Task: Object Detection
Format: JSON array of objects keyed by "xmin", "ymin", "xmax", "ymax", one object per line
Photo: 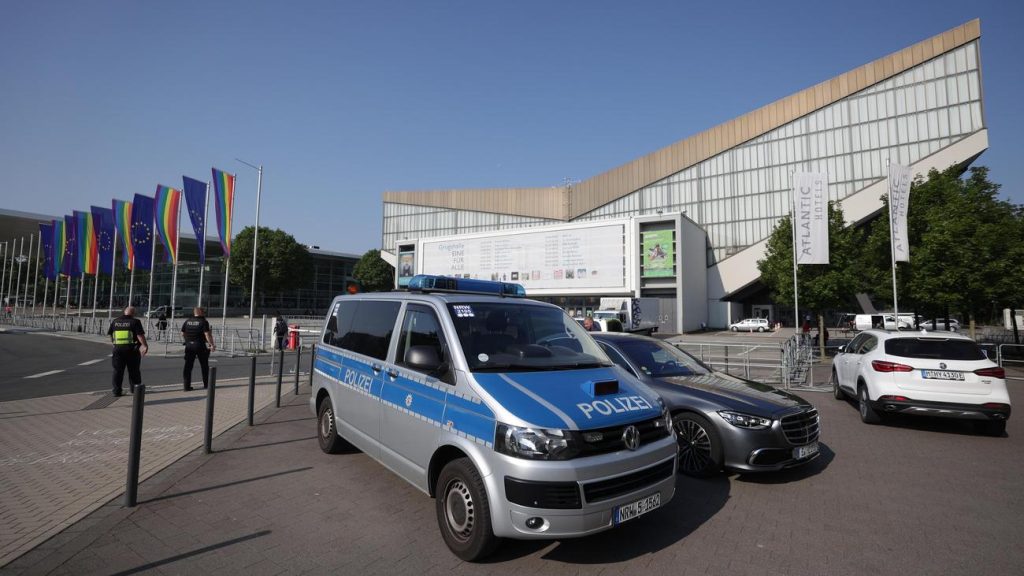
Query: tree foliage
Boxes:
[
  {"xmin": 758, "ymin": 202, "xmax": 864, "ymax": 316},
  {"xmin": 353, "ymin": 249, "xmax": 394, "ymax": 292},
  {"xmin": 228, "ymin": 226, "xmax": 313, "ymax": 301}
]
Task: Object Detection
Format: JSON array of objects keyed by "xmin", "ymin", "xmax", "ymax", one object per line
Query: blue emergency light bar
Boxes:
[{"xmin": 407, "ymin": 274, "xmax": 526, "ymax": 297}]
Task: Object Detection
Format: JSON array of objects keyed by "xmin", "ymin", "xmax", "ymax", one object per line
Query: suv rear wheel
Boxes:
[{"xmin": 831, "ymin": 370, "xmax": 844, "ymax": 400}]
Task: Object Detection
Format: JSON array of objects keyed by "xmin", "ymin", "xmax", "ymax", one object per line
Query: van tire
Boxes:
[
  {"xmin": 317, "ymin": 398, "xmax": 349, "ymax": 454},
  {"xmin": 436, "ymin": 457, "xmax": 499, "ymax": 561}
]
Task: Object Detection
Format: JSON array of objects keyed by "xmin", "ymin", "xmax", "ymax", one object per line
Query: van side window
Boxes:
[
  {"xmin": 341, "ymin": 301, "xmax": 401, "ymax": 360},
  {"xmin": 395, "ymin": 305, "xmax": 448, "ymax": 377},
  {"xmin": 323, "ymin": 301, "xmax": 357, "ymax": 348}
]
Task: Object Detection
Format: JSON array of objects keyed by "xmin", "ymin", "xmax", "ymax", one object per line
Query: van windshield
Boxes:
[{"xmin": 447, "ymin": 303, "xmax": 612, "ymax": 372}]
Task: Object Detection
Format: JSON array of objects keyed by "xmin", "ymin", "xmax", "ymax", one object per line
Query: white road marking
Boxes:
[
  {"xmin": 78, "ymin": 359, "xmax": 105, "ymax": 366},
  {"xmin": 25, "ymin": 370, "xmax": 65, "ymax": 379}
]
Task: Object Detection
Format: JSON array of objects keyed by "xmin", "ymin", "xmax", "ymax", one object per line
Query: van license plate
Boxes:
[
  {"xmin": 922, "ymin": 370, "xmax": 964, "ymax": 381},
  {"xmin": 793, "ymin": 442, "xmax": 819, "ymax": 460},
  {"xmin": 615, "ymin": 493, "xmax": 661, "ymax": 524}
]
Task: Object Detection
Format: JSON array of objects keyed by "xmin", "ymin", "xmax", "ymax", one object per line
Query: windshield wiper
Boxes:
[{"xmin": 472, "ymin": 363, "xmax": 537, "ymax": 373}]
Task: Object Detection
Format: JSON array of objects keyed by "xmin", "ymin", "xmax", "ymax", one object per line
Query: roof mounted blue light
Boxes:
[{"xmin": 407, "ymin": 274, "xmax": 526, "ymax": 297}]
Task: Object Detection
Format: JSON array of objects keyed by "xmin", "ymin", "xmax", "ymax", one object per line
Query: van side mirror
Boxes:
[
  {"xmin": 837, "ymin": 345, "xmax": 846, "ymax": 353},
  {"xmin": 406, "ymin": 345, "xmax": 443, "ymax": 372}
]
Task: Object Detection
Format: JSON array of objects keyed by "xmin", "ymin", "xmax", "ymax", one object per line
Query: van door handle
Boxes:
[
  {"xmin": 371, "ymin": 364, "xmax": 383, "ymax": 374},
  {"xmin": 386, "ymin": 368, "xmax": 398, "ymax": 379}
]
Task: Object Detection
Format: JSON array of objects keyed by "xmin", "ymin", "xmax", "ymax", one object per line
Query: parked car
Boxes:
[
  {"xmin": 918, "ymin": 318, "xmax": 960, "ymax": 331},
  {"xmin": 729, "ymin": 318, "xmax": 770, "ymax": 332},
  {"xmin": 593, "ymin": 333, "xmax": 821, "ymax": 477},
  {"xmin": 831, "ymin": 329, "xmax": 1010, "ymax": 435}
]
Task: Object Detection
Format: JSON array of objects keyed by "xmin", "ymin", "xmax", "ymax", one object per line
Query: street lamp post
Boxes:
[
  {"xmin": 0, "ymin": 241, "xmax": 8, "ymax": 308},
  {"xmin": 236, "ymin": 158, "xmax": 263, "ymax": 329}
]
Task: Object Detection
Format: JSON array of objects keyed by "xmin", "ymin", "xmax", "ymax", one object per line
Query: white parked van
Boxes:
[
  {"xmin": 311, "ymin": 275, "xmax": 677, "ymax": 561},
  {"xmin": 853, "ymin": 314, "xmax": 913, "ymax": 331}
]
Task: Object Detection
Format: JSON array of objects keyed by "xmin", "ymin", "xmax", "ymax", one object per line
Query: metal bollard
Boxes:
[
  {"xmin": 308, "ymin": 344, "xmax": 316, "ymax": 388},
  {"xmin": 204, "ymin": 367, "xmax": 217, "ymax": 454},
  {"xmin": 294, "ymin": 345, "xmax": 301, "ymax": 395},
  {"xmin": 275, "ymin": 348, "xmax": 284, "ymax": 407},
  {"xmin": 248, "ymin": 355, "xmax": 256, "ymax": 426},
  {"xmin": 124, "ymin": 384, "xmax": 146, "ymax": 507}
]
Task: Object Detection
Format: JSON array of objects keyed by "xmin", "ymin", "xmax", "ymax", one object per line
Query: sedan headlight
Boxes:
[
  {"xmin": 495, "ymin": 424, "xmax": 578, "ymax": 460},
  {"xmin": 718, "ymin": 411, "xmax": 772, "ymax": 430}
]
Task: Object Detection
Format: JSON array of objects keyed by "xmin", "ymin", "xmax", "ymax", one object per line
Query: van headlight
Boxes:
[
  {"xmin": 495, "ymin": 424, "xmax": 578, "ymax": 460},
  {"xmin": 718, "ymin": 411, "xmax": 771, "ymax": 429}
]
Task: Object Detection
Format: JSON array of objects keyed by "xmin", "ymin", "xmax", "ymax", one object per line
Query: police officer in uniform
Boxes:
[
  {"xmin": 181, "ymin": 306, "xmax": 216, "ymax": 391},
  {"xmin": 108, "ymin": 306, "xmax": 148, "ymax": 396}
]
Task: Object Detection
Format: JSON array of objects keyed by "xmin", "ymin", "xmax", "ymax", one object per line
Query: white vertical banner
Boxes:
[
  {"xmin": 793, "ymin": 172, "xmax": 829, "ymax": 265},
  {"xmin": 889, "ymin": 163, "xmax": 912, "ymax": 262}
]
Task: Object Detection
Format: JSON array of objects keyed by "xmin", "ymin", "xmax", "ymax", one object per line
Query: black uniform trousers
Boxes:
[
  {"xmin": 111, "ymin": 346, "xmax": 142, "ymax": 395},
  {"xmin": 183, "ymin": 341, "xmax": 210, "ymax": 390}
]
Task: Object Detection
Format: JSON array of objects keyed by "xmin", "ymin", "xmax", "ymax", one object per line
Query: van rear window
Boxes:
[{"xmin": 884, "ymin": 338, "xmax": 985, "ymax": 360}]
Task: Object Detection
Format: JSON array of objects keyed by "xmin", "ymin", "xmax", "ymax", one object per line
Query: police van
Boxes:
[{"xmin": 311, "ymin": 275, "xmax": 677, "ymax": 560}]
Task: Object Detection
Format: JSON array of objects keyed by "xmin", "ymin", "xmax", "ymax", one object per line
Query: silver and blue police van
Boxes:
[{"xmin": 311, "ymin": 275, "xmax": 677, "ymax": 560}]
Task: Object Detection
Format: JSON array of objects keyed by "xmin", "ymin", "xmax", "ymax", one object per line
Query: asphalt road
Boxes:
[{"xmin": 0, "ymin": 328, "xmax": 304, "ymax": 402}]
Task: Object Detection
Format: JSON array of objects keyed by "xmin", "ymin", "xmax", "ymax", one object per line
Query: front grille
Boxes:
[
  {"xmin": 582, "ymin": 459, "xmax": 674, "ymax": 503},
  {"xmin": 504, "ymin": 477, "xmax": 582, "ymax": 509},
  {"xmin": 577, "ymin": 416, "xmax": 671, "ymax": 456},
  {"xmin": 781, "ymin": 408, "xmax": 820, "ymax": 445}
]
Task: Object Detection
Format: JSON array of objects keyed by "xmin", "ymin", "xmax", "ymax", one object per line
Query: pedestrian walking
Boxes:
[
  {"xmin": 156, "ymin": 311, "xmax": 168, "ymax": 341},
  {"xmin": 181, "ymin": 306, "xmax": 215, "ymax": 391},
  {"xmin": 273, "ymin": 312, "xmax": 289, "ymax": 350},
  {"xmin": 108, "ymin": 306, "xmax": 148, "ymax": 397}
]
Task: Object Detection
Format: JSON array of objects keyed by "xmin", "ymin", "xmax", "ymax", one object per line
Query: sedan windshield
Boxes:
[
  {"xmin": 615, "ymin": 338, "xmax": 711, "ymax": 378},
  {"xmin": 447, "ymin": 303, "xmax": 612, "ymax": 372}
]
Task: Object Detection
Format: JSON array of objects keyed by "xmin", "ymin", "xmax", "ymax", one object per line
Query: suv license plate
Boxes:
[
  {"xmin": 614, "ymin": 493, "xmax": 661, "ymax": 524},
  {"xmin": 922, "ymin": 370, "xmax": 965, "ymax": 381},
  {"xmin": 793, "ymin": 442, "xmax": 819, "ymax": 460}
]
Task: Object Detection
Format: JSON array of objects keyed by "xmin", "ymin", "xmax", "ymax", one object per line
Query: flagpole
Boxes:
[
  {"xmin": 42, "ymin": 278, "xmax": 49, "ymax": 320},
  {"xmin": 0, "ymin": 241, "xmax": 8, "ymax": 308},
  {"xmin": 109, "ymin": 226, "xmax": 117, "ymax": 320},
  {"xmin": 32, "ymin": 230, "xmax": 41, "ymax": 315},
  {"xmin": 170, "ymin": 193, "xmax": 181, "ymax": 328},
  {"xmin": 222, "ymin": 256, "xmax": 230, "ymax": 333},
  {"xmin": 129, "ymin": 262, "xmax": 135, "ymax": 308},
  {"xmin": 887, "ymin": 158, "xmax": 900, "ymax": 328},
  {"xmin": 53, "ymin": 274, "xmax": 61, "ymax": 324},
  {"xmin": 789, "ymin": 170, "xmax": 800, "ymax": 338},
  {"xmin": 198, "ymin": 181, "xmax": 210, "ymax": 308},
  {"xmin": 91, "ymin": 268, "xmax": 99, "ymax": 319},
  {"xmin": 78, "ymin": 274, "xmax": 85, "ymax": 320},
  {"xmin": 146, "ymin": 227, "xmax": 156, "ymax": 333},
  {"xmin": 23, "ymin": 234, "xmax": 35, "ymax": 313},
  {"xmin": 13, "ymin": 238, "xmax": 24, "ymax": 315},
  {"xmin": 236, "ymin": 159, "xmax": 262, "ymax": 329}
]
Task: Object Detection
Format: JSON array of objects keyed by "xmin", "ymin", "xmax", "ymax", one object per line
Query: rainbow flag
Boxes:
[
  {"xmin": 154, "ymin": 185, "xmax": 181, "ymax": 264},
  {"xmin": 52, "ymin": 219, "xmax": 66, "ymax": 277},
  {"xmin": 75, "ymin": 210, "xmax": 99, "ymax": 275},
  {"xmin": 113, "ymin": 199, "xmax": 133, "ymax": 269},
  {"xmin": 212, "ymin": 168, "xmax": 235, "ymax": 258}
]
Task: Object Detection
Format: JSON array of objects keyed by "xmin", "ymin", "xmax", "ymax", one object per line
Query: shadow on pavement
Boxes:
[
  {"xmin": 485, "ymin": 473, "xmax": 731, "ymax": 563},
  {"xmin": 217, "ymin": 435, "xmax": 316, "ymax": 453},
  {"xmin": 734, "ymin": 442, "xmax": 835, "ymax": 484},
  {"xmin": 145, "ymin": 396, "xmax": 206, "ymax": 406},
  {"xmin": 143, "ymin": 466, "xmax": 314, "ymax": 504},
  {"xmin": 109, "ymin": 530, "xmax": 271, "ymax": 576}
]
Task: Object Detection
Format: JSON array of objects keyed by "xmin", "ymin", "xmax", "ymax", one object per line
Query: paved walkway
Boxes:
[{"xmin": 0, "ymin": 361, "xmax": 290, "ymax": 569}]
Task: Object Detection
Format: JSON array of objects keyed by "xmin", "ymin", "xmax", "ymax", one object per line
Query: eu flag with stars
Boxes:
[
  {"xmin": 39, "ymin": 223, "xmax": 55, "ymax": 281},
  {"xmin": 130, "ymin": 193, "xmax": 155, "ymax": 271},
  {"xmin": 62, "ymin": 215, "xmax": 82, "ymax": 277},
  {"xmin": 182, "ymin": 176, "xmax": 207, "ymax": 264},
  {"xmin": 91, "ymin": 205, "xmax": 115, "ymax": 274}
]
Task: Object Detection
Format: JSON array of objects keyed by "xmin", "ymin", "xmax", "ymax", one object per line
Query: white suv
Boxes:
[{"xmin": 831, "ymin": 329, "xmax": 1010, "ymax": 435}]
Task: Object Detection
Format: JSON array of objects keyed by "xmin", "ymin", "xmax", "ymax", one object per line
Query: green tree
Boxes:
[
  {"xmin": 353, "ymin": 249, "xmax": 394, "ymax": 292},
  {"xmin": 758, "ymin": 202, "xmax": 864, "ymax": 351},
  {"xmin": 228, "ymin": 226, "xmax": 313, "ymax": 306}
]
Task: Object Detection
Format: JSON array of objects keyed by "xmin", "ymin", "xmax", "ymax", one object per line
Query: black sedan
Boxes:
[{"xmin": 592, "ymin": 333, "xmax": 821, "ymax": 477}]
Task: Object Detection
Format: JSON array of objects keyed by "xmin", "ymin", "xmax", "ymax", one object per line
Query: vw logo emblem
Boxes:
[
  {"xmin": 404, "ymin": 394, "xmax": 413, "ymax": 408},
  {"xmin": 939, "ymin": 362, "xmax": 947, "ymax": 370},
  {"xmin": 622, "ymin": 425, "xmax": 641, "ymax": 451}
]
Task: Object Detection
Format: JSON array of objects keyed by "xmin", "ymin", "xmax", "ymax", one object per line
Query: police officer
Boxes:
[
  {"xmin": 181, "ymin": 306, "xmax": 216, "ymax": 391},
  {"xmin": 108, "ymin": 306, "xmax": 148, "ymax": 397}
]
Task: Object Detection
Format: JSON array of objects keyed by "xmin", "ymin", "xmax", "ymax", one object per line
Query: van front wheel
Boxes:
[{"xmin": 436, "ymin": 458, "xmax": 499, "ymax": 561}]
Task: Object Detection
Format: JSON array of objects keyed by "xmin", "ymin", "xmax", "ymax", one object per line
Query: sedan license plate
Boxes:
[
  {"xmin": 922, "ymin": 370, "xmax": 965, "ymax": 381},
  {"xmin": 793, "ymin": 442, "xmax": 819, "ymax": 460},
  {"xmin": 614, "ymin": 493, "xmax": 661, "ymax": 525}
]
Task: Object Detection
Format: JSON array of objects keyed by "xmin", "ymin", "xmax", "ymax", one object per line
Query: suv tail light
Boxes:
[
  {"xmin": 974, "ymin": 367, "xmax": 1005, "ymax": 379},
  {"xmin": 871, "ymin": 360, "xmax": 913, "ymax": 373}
]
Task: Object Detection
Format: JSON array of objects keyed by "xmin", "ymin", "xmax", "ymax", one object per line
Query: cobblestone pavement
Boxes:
[
  {"xmin": 4, "ymin": 370, "xmax": 1022, "ymax": 576},
  {"xmin": 0, "ymin": 368, "xmax": 291, "ymax": 569}
]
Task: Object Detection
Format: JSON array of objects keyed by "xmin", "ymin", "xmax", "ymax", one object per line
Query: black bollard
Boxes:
[
  {"xmin": 124, "ymin": 384, "xmax": 146, "ymax": 507},
  {"xmin": 275, "ymin": 348, "xmax": 284, "ymax": 408},
  {"xmin": 204, "ymin": 367, "xmax": 217, "ymax": 454},
  {"xmin": 248, "ymin": 355, "xmax": 256, "ymax": 426},
  {"xmin": 294, "ymin": 345, "xmax": 301, "ymax": 395},
  {"xmin": 308, "ymin": 344, "xmax": 316, "ymax": 388}
]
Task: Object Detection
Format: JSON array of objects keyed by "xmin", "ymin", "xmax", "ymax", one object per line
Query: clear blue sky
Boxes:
[{"xmin": 2, "ymin": 0, "xmax": 1022, "ymax": 255}]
